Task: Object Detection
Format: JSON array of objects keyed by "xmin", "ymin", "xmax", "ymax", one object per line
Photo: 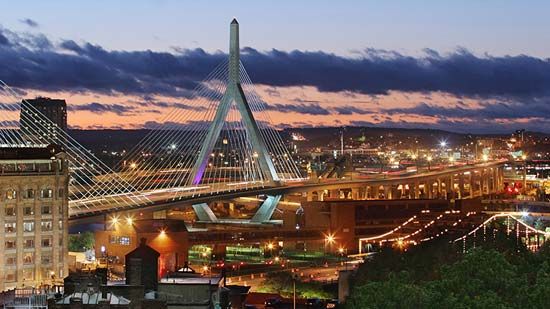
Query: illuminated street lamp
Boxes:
[
  {"xmin": 325, "ymin": 234, "xmax": 335, "ymax": 255},
  {"xmin": 267, "ymin": 242, "xmax": 274, "ymax": 257},
  {"xmin": 129, "ymin": 162, "xmax": 137, "ymax": 169},
  {"xmin": 110, "ymin": 216, "xmax": 119, "ymax": 225},
  {"xmin": 126, "ymin": 216, "xmax": 133, "ymax": 225}
]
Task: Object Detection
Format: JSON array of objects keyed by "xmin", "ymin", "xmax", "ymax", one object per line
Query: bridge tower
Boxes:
[{"xmin": 189, "ymin": 19, "xmax": 279, "ymax": 185}]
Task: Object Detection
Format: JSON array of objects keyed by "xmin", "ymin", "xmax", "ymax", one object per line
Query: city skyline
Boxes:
[{"xmin": 1, "ymin": 1, "xmax": 549, "ymax": 133}]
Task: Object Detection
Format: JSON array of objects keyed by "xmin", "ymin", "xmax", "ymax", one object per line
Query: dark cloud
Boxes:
[
  {"xmin": 385, "ymin": 99, "xmax": 550, "ymax": 120},
  {"xmin": 68, "ymin": 102, "xmax": 136, "ymax": 116},
  {"xmin": 0, "ymin": 27, "xmax": 549, "ymax": 132},
  {"xmin": 265, "ymin": 103, "xmax": 330, "ymax": 115},
  {"xmin": 241, "ymin": 47, "xmax": 550, "ymax": 99},
  {"xmin": 1, "ymin": 28, "xmax": 550, "ymax": 101},
  {"xmin": 0, "ymin": 31, "xmax": 9, "ymax": 45},
  {"xmin": 332, "ymin": 105, "xmax": 372, "ymax": 115},
  {"xmin": 19, "ymin": 18, "xmax": 39, "ymax": 28}
]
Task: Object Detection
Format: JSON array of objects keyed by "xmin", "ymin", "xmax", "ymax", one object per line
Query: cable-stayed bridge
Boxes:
[
  {"xmin": 0, "ymin": 19, "xmax": 304, "ymax": 221},
  {"xmin": 0, "ymin": 19, "xmax": 508, "ymax": 224}
]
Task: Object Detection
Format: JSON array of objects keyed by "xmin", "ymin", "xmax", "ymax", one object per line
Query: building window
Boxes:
[
  {"xmin": 119, "ymin": 236, "xmax": 131, "ymax": 245},
  {"xmin": 5, "ymin": 206, "xmax": 15, "ymax": 216},
  {"xmin": 24, "ymin": 206, "xmax": 34, "ymax": 216},
  {"xmin": 42, "ymin": 238, "xmax": 52, "ymax": 247},
  {"xmin": 24, "ymin": 189, "xmax": 35, "ymax": 199},
  {"xmin": 5, "ymin": 239, "xmax": 16, "ymax": 249},
  {"xmin": 42, "ymin": 254, "xmax": 52, "ymax": 264},
  {"xmin": 41, "ymin": 188, "xmax": 53, "ymax": 199},
  {"xmin": 22, "ymin": 269, "xmax": 34, "ymax": 281},
  {"xmin": 6, "ymin": 189, "xmax": 17, "ymax": 200},
  {"xmin": 109, "ymin": 235, "xmax": 131, "ymax": 246},
  {"xmin": 58, "ymin": 204, "xmax": 64, "ymax": 215},
  {"xmin": 5, "ymin": 222, "xmax": 16, "ymax": 233},
  {"xmin": 23, "ymin": 221, "xmax": 35, "ymax": 232},
  {"xmin": 24, "ymin": 239, "xmax": 34, "ymax": 248},
  {"xmin": 58, "ymin": 188, "xmax": 64, "ymax": 198},
  {"xmin": 5, "ymin": 272, "xmax": 16, "ymax": 282},
  {"xmin": 41, "ymin": 220, "xmax": 53, "ymax": 231},
  {"xmin": 42, "ymin": 205, "xmax": 51, "ymax": 215},
  {"xmin": 58, "ymin": 220, "xmax": 63, "ymax": 230},
  {"xmin": 6, "ymin": 256, "xmax": 16, "ymax": 266}
]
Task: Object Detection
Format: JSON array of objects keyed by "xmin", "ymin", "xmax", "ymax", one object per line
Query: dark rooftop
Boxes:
[{"xmin": 0, "ymin": 144, "xmax": 63, "ymax": 160}]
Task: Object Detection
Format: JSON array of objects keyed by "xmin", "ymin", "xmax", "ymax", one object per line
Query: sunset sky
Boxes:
[{"xmin": 1, "ymin": 0, "xmax": 549, "ymax": 133}]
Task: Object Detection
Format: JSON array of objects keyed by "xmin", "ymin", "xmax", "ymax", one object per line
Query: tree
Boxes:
[{"xmin": 68, "ymin": 231, "xmax": 95, "ymax": 252}]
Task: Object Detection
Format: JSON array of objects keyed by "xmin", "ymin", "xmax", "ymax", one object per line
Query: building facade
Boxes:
[
  {"xmin": 20, "ymin": 98, "xmax": 67, "ymax": 144},
  {"xmin": 0, "ymin": 145, "xmax": 69, "ymax": 291}
]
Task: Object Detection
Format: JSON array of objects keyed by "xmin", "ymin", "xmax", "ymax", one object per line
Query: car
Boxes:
[{"xmin": 326, "ymin": 299, "xmax": 339, "ymax": 308}]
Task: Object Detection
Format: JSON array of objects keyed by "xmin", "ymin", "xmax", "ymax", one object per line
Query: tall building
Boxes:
[
  {"xmin": 0, "ymin": 145, "xmax": 69, "ymax": 291},
  {"xmin": 20, "ymin": 98, "xmax": 67, "ymax": 145}
]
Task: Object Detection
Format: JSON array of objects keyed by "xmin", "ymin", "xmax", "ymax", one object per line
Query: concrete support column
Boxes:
[
  {"xmin": 306, "ymin": 191, "xmax": 313, "ymax": 202},
  {"xmin": 414, "ymin": 181, "xmax": 420, "ymax": 199},
  {"xmin": 317, "ymin": 190, "xmax": 325, "ymax": 201},
  {"xmin": 484, "ymin": 170, "xmax": 491, "ymax": 195},
  {"xmin": 351, "ymin": 188, "xmax": 359, "ymax": 200},
  {"xmin": 469, "ymin": 173, "xmax": 474, "ymax": 197},
  {"xmin": 449, "ymin": 175, "xmax": 455, "ymax": 199},
  {"xmin": 426, "ymin": 181, "xmax": 433, "ymax": 199},
  {"xmin": 458, "ymin": 174, "xmax": 465, "ymax": 199},
  {"xmin": 383, "ymin": 185, "xmax": 391, "ymax": 199}
]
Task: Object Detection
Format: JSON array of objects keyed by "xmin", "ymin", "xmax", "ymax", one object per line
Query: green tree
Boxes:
[{"xmin": 68, "ymin": 231, "xmax": 95, "ymax": 252}]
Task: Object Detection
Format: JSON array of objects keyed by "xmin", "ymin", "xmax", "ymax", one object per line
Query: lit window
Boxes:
[
  {"xmin": 25, "ymin": 189, "xmax": 35, "ymax": 199},
  {"xmin": 4, "ymin": 222, "xmax": 16, "ymax": 233},
  {"xmin": 41, "ymin": 188, "xmax": 53, "ymax": 199},
  {"xmin": 6, "ymin": 189, "xmax": 17, "ymax": 200},
  {"xmin": 23, "ymin": 221, "xmax": 35, "ymax": 232},
  {"xmin": 41, "ymin": 221, "xmax": 53, "ymax": 231}
]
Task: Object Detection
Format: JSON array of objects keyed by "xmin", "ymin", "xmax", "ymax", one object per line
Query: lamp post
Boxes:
[
  {"xmin": 325, "ymin": 234, "xmax": 335, "ymax": 257},
  {"xmin": 292, "ymin": 273, "xmax": 299, "ymax": 309}
]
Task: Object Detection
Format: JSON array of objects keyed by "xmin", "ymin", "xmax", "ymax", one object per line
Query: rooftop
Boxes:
[{"xmin": 0, "ymin": 144, "xmax": 63, "ymax": 160}]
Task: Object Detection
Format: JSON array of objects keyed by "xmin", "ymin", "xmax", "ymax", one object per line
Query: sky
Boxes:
[{"xmin": 0, "ymin": 0, "xmax": 549, "ymax": 133}]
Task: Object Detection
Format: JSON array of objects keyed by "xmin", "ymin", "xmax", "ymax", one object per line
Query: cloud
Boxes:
[
  {"xmin": 68, "ymin": 102, "xmax": 136, "ymax": 115},
  {"xmin": 19, "ymin": 18, "xmax": 39, "ymax": 28},
  {"xmin": 0, "ymin": 31, "xmax": 9, "ymax": 45},
  {"xmin": 385, "ymin": 99, "xmax": 550, "ymax": 120},
  {"xmin": 1, "ymin": 28, "xmax": 550, "ymax": 101},
  {"xmin": 265, "ymin": 103, "xmax": 330, "ymax": 115},
  {"xmin": 0, "ymin": 27, "xmax": 549, "ymax": 132},
  {"xmin": 332, "ymin": 105, "xmax": 372, "ymax": 115}
]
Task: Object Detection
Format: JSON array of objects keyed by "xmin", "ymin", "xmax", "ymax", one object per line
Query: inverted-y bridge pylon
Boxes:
[
  {"xmin": 118, "ymin": 19, "xmax": 304, "ymax": 210},
  {"xmin": 189, "ymin": 19, "xmax": 279, "ymax": 186}
]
